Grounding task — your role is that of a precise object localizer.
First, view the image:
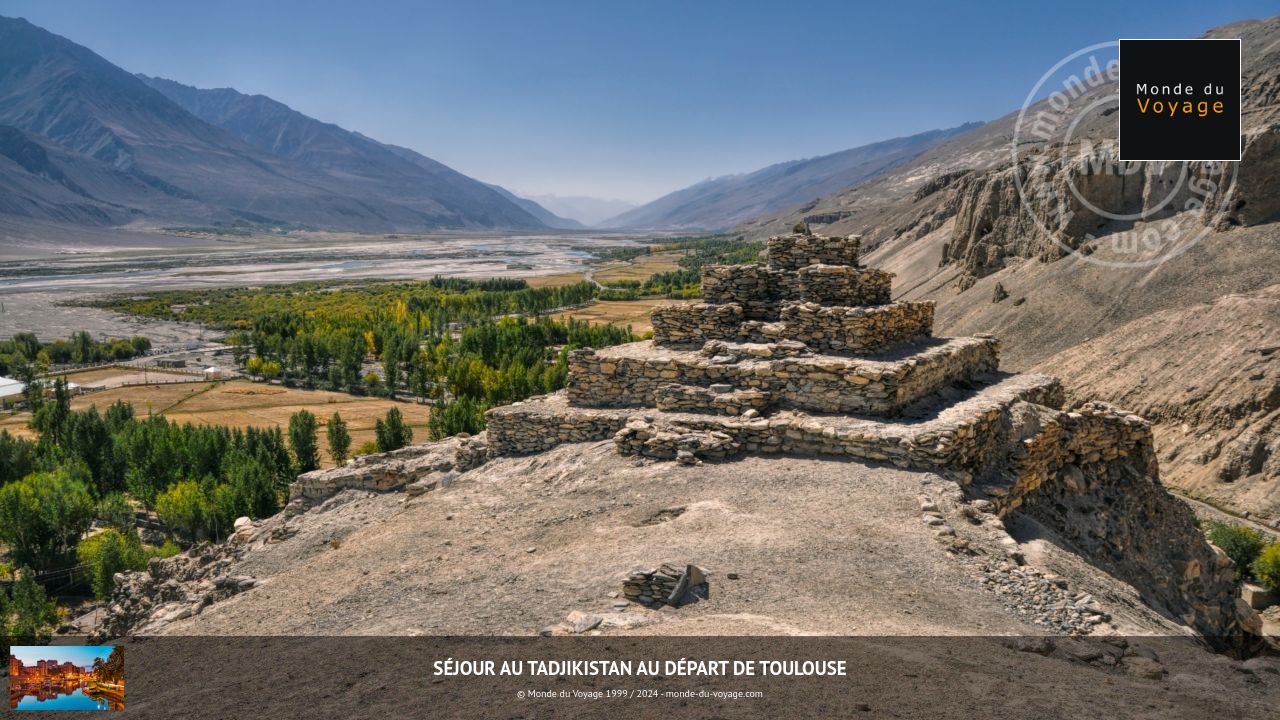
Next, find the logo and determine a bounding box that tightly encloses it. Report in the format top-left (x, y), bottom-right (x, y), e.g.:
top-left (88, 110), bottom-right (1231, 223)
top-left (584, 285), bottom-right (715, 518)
top-left (1012, 41), bottom-right (1239, 269)
top-left (1119, 39), bottom-right (1241, 161)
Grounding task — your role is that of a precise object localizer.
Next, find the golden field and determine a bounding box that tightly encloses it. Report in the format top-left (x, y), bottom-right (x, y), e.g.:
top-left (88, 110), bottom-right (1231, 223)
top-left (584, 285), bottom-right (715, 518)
top-left (0, 380), bottom-right (430, 467)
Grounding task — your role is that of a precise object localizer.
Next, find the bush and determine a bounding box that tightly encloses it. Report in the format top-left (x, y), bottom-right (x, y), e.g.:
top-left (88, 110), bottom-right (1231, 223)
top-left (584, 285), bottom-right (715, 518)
top-left (1253, 544), bottom-right (1280, 593)
top-left (77, 529), bottom-right (148, 600)
top-left (4, 571), bottom-right (59, 639)
top-left (96, 492), bottom-right (135, 532)
top-left (354, 440), bottom-right (379, 457)
top-left (428, 396), bottom-right (486, 440)
top-left (155, 480), bottom-right (210, 540)
top-left (1207, 521), bottom-right (1266, 580)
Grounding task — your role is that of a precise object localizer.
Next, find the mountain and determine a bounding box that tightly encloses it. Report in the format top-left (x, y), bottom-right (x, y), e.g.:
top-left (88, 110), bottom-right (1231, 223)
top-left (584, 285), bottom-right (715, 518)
top-left (0, 15), bottom-right (543, 231)
top-left (738, 16), bottom-right (1280, 518)
top-left (483, 184), bottom-right (584, 229)
top-left (601, 123), bottom-right (981, 230)
top-left (527, 194), bottom-right (638, 227)
top-left (137, 74), bottom-right (544, 230)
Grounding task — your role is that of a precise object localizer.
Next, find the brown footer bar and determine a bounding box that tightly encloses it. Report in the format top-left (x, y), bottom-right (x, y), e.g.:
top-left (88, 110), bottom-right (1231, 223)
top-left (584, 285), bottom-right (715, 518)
top-left (5, 636), bottom-right (1279, 718)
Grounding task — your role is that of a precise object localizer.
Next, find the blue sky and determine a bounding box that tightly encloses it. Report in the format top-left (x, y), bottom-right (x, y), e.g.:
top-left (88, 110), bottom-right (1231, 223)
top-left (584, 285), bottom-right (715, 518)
top-left (1, 0), bottom-right (1273, 202)
top-left (11, 645), bottom-right (114, 668)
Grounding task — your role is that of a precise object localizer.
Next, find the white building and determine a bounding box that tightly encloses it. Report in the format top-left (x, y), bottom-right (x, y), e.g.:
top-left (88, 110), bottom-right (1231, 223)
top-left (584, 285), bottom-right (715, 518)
top-left (0, 376), bottom-right (25, 408)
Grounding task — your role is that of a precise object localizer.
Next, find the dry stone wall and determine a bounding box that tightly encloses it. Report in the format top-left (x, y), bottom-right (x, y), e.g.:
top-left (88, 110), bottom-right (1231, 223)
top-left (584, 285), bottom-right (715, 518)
top-left (650, 302), bottom-right (744, 346)
top-left (567, 337), bottom-right (999, 416)
top-left (768, 233), bottom-right (861, 270)
top-left (778, 301), bottom-right (934, 355)
top-left (984, 401), bottom-right (1256, 643)
top-left (486, 395), bottom-right (632, 454)
top-left (700, 265), bottom-right (793, 320)
top-left (654, 383), bottom-right (773, 415)
top-left (797, 264), bottom-right (892, 306)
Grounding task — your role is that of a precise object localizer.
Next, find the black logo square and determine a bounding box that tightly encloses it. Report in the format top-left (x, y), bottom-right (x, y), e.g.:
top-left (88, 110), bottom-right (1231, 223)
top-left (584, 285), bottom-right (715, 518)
top-left (1119, 38), bottom-right (1240, 161)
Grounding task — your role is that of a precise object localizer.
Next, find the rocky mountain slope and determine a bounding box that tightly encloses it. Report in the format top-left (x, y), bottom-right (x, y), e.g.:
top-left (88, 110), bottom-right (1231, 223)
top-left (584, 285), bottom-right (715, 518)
top-left (735, 15), bottom-right (1280, 517)
top-left (602, 123), bottom-right (981, 230)
top-left (0, 15), bottom-right (544, 231)
top-left (137, 74), bottom-right (549, 231)
top-left (1034, 286), bottom-right (1280, 518)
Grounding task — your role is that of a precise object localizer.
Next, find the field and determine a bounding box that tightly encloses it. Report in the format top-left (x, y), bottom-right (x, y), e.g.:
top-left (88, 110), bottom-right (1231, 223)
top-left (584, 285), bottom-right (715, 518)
top-left (591, 249), bottom-right (684, 284)
top-left (552, 298), bottom-right (675, 334)
top-left (0, 379), bottom-right (430, 467)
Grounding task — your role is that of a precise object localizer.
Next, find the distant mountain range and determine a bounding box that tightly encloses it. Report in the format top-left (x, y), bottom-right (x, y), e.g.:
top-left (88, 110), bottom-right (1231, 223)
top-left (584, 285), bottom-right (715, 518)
top-left (526, 195), bottom-right (639, 228)
top-left (0, 15), bottom-right (551, 232)
top-left (600, 123), bottom-right (982, 230)
top-left (0, 13), bottom-right (980, 236)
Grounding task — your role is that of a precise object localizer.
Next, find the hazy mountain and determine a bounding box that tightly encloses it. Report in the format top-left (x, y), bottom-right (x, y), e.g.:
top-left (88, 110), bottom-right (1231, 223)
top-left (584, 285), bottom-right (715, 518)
top-left (601, 123), bottom-right (981, 230)
top-left (527, 195), bottom-right (638, 227)
top-left (138, 74), bottom-right (544, 230)
top-left (482, 184), bottom-right (584, 229)
top-left (0, 15), bottom-right (544, 231)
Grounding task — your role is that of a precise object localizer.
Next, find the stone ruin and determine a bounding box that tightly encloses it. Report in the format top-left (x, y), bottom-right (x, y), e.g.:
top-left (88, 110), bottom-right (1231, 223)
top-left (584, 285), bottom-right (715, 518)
top-left (273, 226), bottom-right (1256, 645)
top-left (483, 227), bottom-right (1029, 471)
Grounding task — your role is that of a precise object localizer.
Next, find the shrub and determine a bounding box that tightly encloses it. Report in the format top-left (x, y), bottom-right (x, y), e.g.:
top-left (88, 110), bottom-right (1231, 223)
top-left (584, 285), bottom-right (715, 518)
top-left (427, 396), bottom-right (486, 440)
top-left (96, 492), bottom-right (135, 532)
top-left (5, 570), bottom-right (59, 639)
top-left (77, 529), bottom-right (148, 600)
top-left (1253, 544), bottom-right (1280, 593)
top-left (354, 440), bottom-right (379, 457)
top-left (1207, 521), bottom-right (1266, 580)
top-left (155, 480), bottom-right (210, 540)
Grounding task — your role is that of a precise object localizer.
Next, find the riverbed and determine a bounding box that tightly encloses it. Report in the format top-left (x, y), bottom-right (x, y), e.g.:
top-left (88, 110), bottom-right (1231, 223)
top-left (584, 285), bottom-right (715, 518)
top-left (0, 231), bottom-right (640, 349)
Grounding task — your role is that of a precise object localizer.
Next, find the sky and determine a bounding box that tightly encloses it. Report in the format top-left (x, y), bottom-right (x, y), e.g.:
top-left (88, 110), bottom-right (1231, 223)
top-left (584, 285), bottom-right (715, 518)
top-left (0, 0), bottom-right (1274, 203)
top-left (11, 645), bottom-right (114, 668)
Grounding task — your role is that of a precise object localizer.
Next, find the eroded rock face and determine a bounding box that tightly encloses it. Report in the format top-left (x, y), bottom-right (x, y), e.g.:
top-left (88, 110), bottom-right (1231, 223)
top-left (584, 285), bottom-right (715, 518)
top-left (942, 142), bottom-right (1276, 289)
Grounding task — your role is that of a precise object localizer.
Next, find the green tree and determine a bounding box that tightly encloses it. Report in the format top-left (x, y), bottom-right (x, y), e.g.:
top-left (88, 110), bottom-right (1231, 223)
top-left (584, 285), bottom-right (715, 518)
top-left (7, 570), bottom-right (59, 639)
top-left (155, 480), bottom-right (210, 541)
top-left (0, 469), bottom-right (96, 571)
top-left (327, 411), bottom-right (351, 466)
top-left (427, 396), bottom-right (486, 440)
top-left (96, 492), bottom-right (135, 532)
top-left (288, 410), bottom-right (320, 473)
top-left (375, 406), bottom-right (413, 452)
top-left (77, 528), bottom-right (147, 600)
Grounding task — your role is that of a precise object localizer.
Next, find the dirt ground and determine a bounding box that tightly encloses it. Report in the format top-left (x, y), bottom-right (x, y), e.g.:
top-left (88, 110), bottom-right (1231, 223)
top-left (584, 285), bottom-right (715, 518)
top-left (161, 441), bottom-right (1183, 638)
top-left (0, 380), bottom-right (430, 466)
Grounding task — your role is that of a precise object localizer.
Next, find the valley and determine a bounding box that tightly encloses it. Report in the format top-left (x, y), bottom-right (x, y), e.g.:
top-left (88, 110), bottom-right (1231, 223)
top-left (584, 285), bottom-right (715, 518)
top-left (1, 7), bottom-right (1279, 715)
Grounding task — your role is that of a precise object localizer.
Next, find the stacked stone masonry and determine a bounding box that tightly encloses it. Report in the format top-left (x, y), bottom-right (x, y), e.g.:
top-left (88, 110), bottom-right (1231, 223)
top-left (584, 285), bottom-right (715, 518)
top-left (566, 336), bottom-right (998, 416)
top-left (797, 264), bottom-right (892, 306)
top-left (768, 232), bottom-right (861, 270)
top-left (655, 230), bottom-right (911, 353)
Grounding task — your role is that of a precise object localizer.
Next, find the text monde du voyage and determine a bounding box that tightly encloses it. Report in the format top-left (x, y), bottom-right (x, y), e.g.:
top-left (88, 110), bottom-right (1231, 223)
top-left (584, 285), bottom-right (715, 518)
top-left (1133, 82), bottom-right (1229, 118)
